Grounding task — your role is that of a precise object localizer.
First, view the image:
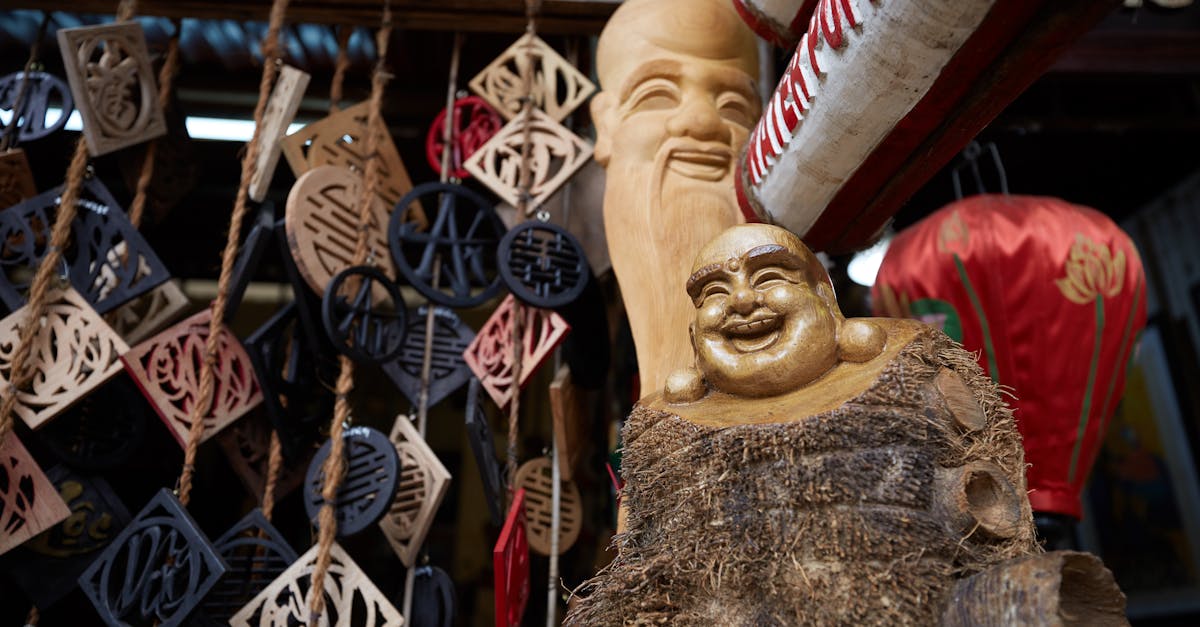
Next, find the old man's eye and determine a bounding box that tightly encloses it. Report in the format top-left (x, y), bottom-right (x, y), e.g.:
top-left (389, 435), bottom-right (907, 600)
top-left (717, 92), bottom-right (754, 128)
top-left (700, 284), bottom-right (730, 303)
top-left (752, 270), bottom-right (793, 289)
top-left (629, 80), bottom-right (679, 113)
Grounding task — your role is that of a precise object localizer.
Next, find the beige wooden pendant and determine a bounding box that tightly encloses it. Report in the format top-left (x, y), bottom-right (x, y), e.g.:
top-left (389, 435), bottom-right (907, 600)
top-left (549, 364), bottom-right (587, 482)
top-left (468, 33), bottom-right (596, 123)
top-left (103, 278), bottom-right (190, 346)
top-left (0, 434), bottom-right (72, 556)
top-left (121, 309), bottom-right (262, 447)
top-left (249, 65), bottom-right (311, 202)
top-left (284, 165), bottom-right (396, 299)
top-left (514, 457), bottom-right (581, 556)
top-left (379, 415), bottom-right (451, 568)
top-left (0, 148), bottom-right (37, 209)
top-left (464, 107), bottom-right (592, 216)
top-left (57, 21), bottom-right (167, 156)
top-left (0, 287), bottom-right (130, 429)
top-left (230, 541), bottom-right (403, 626)
top-left (462, 295), bottom-right (570, 409)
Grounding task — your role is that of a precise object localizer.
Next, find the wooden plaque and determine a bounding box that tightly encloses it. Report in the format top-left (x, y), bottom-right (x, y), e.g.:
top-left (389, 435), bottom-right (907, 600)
top-left (0, 434), bottom-right (71, 557)
top-left (303, 425), bottom-right (401, 538)
top-left (121, 309), bottom-right (263, 447)
top-left (230, 541), bottom-right (403, 627)
top-left (250, 65), bottom-right (311, 202)
top-left (514, 457), bottom-right (582, 556)
top-left (464, 108), bottom-right (592, 216)
top-left (381, 305), bottom-right (475, 408)
top-left (379, 415), bottom-right (451, 568)
top-left (196, 509), bottom-right (298, 624)
top-left (0, 148), bottom-right (37, 209)
top-left (103, 278), bottom-right (190, 346)
top-left (468, 33), bottom-right (596, 123)
top-left (57, 21), bottom-right (167, 156)
top-left (549, 364), bottom-right (587, 481)
top-left (217, 412), bottom-right (308, 504)
top-left (493, 488), bottom-right (529, 627)
top-left (463, 295), bottom-right (570, 409)
top-left (0, 287), bottom-right (130, 430)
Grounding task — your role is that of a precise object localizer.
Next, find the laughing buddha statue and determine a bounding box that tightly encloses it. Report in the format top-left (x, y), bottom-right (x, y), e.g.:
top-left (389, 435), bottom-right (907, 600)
top-left (567, 224), bottom-right (1127, 626)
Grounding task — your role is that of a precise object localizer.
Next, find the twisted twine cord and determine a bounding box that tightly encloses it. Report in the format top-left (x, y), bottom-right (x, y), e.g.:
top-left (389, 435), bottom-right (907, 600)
top-left (175, 0), bottom-right (290, 508)
top-left (128, 18), bottom-right (182, 229)
top-left (329, 25), bottom-right (352, 113)
top-left (307, 4), bottom-right (391, 622)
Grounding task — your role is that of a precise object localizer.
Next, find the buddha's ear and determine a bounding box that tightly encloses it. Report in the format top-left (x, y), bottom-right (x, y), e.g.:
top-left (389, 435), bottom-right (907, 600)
top-left (591, 91), bottom-right (617, 167)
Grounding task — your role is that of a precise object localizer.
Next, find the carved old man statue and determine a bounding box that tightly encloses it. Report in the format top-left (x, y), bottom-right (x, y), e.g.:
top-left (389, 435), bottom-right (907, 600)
top-left (567, 225), bottom-right (1128, 625)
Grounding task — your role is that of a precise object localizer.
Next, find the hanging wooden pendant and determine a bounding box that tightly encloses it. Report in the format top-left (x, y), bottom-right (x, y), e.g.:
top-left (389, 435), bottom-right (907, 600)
top-left (493, 488), bottom-right (530, 627)
top-left (409, 565), bottom-right (457, 627)
top-left (38, 375), bottom-right (148, 471)
top-left (549, 364), bottom-right (586, 482)
top-left (0, 71), bottom-right (74, 143)
top-left (193, 509), bottom-right (298, 625)
top-left (57, 21), bottom-right (167, 156)
top-left (225, 207), bottom-right (277, 321)
top-left (321, 265), bottom-right (407, 363)
top-left (514, 457), bottom-right (582, 556)
top-left (381, 305), bottom-right (475, 408)
top-left (463, 294), bottom-right (570, 409)
top-left (465, 377), bottom-right (504, 526)
top-left (424, 95), bottom-right (503, 180)
top-left (1, 465), bottom-right (131, 608)
top-left (303, 425), bottom-right (401, 538)
top-left (498, 220), bottom-right (590, 309)
top-left (249, 65), bottom-right (311, 202)
top-left (0, 435), bottom-right (71, 557)
top-left (379, 416), bottom-right (451, 568)
top-left (217, 412), bottom-right (308, 505)
top-left (230, 541), bottom-right (403, 626)
top-left (121, 309), bottom-right (263, 447)
top-left (468, 33), bottom-right (596, 123)
top-left (77, 488), bottom-right (227, 627)
top-left (0, 177), bottom-right (171, 314)
top-left (102, 279), bottom-right (190, 346)
top-left (0, 148), bottom-right (37, 209)
top-left (0, 287), bottom-right (130, 430)
top-left (464, 108), bottom-right (593, 216)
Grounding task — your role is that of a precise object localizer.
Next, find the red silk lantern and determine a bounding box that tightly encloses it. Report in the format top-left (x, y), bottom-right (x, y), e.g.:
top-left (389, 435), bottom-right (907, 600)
top-left (872, 195), bottom-right (1147, 519)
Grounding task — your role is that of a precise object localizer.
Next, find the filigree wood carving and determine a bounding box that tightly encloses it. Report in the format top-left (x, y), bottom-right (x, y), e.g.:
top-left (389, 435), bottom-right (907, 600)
top-left (121, 309), bottom-right (263, 447)
top-left (0, 148), bottom-right (37, 209)
top-left (463, 107), bottom-right (593, 216)
top-left (514, 457), bottom-right (582, 556)
top-left (57, 21), bottom-right (167, 156)
top-left (102, 278), bottom-right (190, 346)
top-left (381, 305), bottom-right (475, 408)
top-left (303, 425), bottom-right (401, 538)
top-left (424, 95), bottom-right (503, 180)
top-left (493, 488), bottom-right (530, 627)
top-left (549, 365), bottom-right (586, 481)
top-left (0, 71), bottom-right (74, 144)
top-left (468, 33), bottom-right (596, 123)
top-left (463, 294), bottom-right (570, 409)
top-left (0, 434), bottom-right (71, 556)
top-left (229, 541), bottom-right (404, 627)
top-left (217, 412), bottom-right (308, 504)
top-left (250, 65), bottom-right (310, 202)
top-left (380, 415), bottom-right (451, 568)
top-left (0, 287), bottom-right (130, 429)
top-left (197, 509), bottom-right (298, 624)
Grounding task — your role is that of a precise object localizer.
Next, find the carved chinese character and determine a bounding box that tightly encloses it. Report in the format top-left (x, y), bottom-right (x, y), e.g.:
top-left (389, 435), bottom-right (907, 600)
top-left (468, 33), bottom-right (596, 123)
top-left (379, 415), bottom-right (450, 568)
top-left (195, 509), bottom-right (298, 624)
top-left (463, 295), bottom-right (570, 409)
top-left (514, 457), bottom-right (581, 556)
top-left (0, 71), bottom-right (74, 144)
top-left (381, 305), bottom-right (475, 408)
top-left (303, 425), bottom-right (400, 538)
top-left (0, 435), bottom-right (71, 556)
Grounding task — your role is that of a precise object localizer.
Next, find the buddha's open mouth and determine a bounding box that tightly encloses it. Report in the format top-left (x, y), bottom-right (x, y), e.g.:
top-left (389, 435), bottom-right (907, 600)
top-left (723, 313), bottom-right (783, 353)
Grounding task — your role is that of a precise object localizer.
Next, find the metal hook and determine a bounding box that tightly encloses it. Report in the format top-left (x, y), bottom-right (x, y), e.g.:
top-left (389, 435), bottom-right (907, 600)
top-left (950, 140), bottom-right (1009, 199)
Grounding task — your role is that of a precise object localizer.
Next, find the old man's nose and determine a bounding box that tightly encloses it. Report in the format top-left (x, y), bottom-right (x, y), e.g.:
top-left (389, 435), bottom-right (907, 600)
top-left (730, 287), bottom-right (758, 314)
top-left (666, 97), bottom-right (730, 143)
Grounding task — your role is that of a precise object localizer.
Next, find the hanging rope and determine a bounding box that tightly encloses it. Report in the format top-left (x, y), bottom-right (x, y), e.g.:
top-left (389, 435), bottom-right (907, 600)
top-left (0, 13), bottom-right (51, 153)
top-left (329, 25), bottom-right (353, 113)
top-left (308, 4), bottom-right (392, 622)
top-left (175, 0), bottom-right (290, 507)
top-left (128, 18), bottom-right (182, 229)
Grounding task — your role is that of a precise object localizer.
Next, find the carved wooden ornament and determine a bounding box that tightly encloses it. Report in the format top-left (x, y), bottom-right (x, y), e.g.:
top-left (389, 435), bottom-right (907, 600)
top-left (514, 457), bottom-right (582, 556)
top-left (39, 375), bottom-right (148, 470)
top-left (382, 305), bottom-right (475, 408)
top-left (466, 378), bottom-right (504, 526)
top-left (0, 287), bottom-right (130, 430)
top-left (468, 33), bottom-right (596, 123)
top-left (463, 294), bottom-right (570, 409)
top-left (549, 364), bottom-right (585, 481)
top-left (498, 220), bottom-right (590, 308)
top-left (463, 107), bottom-right (593, 216)
top-left (424, 95), bottom-right (503, 180)
top-left (217, 412), bottom-right (308, 504)
top-left (379, 415), bottom-right (451, 567)
top-left (493, 488), bottom-right (530, 627)
top-left (196, 509), bottom-right (298, 624)
top-left (0, 434), bottom-right (71, 557)
top-left (230, 541), bottom-right (403, 627)
top-left (304, 425), bottom-right (401, 538)
top-left (321, 265), bottom-right (407, 363)
top-left (0, 148), bottom-right (37, 209)
top-left (102, 278), bottom-right (190, 346)
top-left (121, 309), bottom-right (263, 447)
top-left (0, 71), bottom-right (74, 144)
top-left (77, 488), bottom-right (227, 627)
top-left (250, 65), bottom-right (311, 202)
top-left (409, 565), bottom-right (457, 627)
top-left (57, 21), bottom-right (167, 156)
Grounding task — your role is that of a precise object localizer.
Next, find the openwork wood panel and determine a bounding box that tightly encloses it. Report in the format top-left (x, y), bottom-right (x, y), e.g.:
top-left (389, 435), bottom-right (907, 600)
top-left (250, 65), bottom-right (310, 202)
top-left (380, 415), bottom-right (451, 567)
top-left (303, 425), bottom-right (401, 538)
top-left (56, 21), bottom-right (167, 156)
top-left (196, 509), bottom-right (298, 624)
top-left (102, 278), bottom-right (190, 346)
top-left (464, 107), bottom-right (592, 215)
top-left (514, 457), bottom-right (581, 556)
top-left (230, 542), bottom-right (403, 627)
top-left (0, 148), bottom-right (37, 209)
top-left (381, 305), bottom-right (475, 408)
top-left (121, 309), bottom-right (262, 447)
top-left (0, 71), bottom-right (73, 144)
top-left (463, 294), bottom-right (570, 409)
top-left (468, 33), bottom-right (595, 123)
top-left (218, 412), bottom-right (308, 504)
top-left (0, 434), bottom-right (71, 556)
top-left (493, 488), bottom-right (529, 627)
top-left (0, 287), bottom-right (129, 429)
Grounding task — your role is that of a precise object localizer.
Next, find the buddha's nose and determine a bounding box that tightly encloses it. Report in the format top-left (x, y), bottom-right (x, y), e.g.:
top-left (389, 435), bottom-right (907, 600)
top-left (666, 97), bottom-right (729, 144)
top-left (730, 287), bottom-right (757, 314)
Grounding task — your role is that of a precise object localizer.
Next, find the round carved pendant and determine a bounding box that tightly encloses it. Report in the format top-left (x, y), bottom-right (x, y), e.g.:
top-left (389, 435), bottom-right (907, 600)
top-left (321, 265), bottom-right (407, 363)
top-left (304, 425), bottom-right (401, 537)
top-left (514, 457), bottom-right (582, 556)
top-left (0, 71), bottom-right (74, 143)
top-left (410, 565), bottom-right (457, 627)
top-left (424, 96), bottom-right (503, 180)
top-left (498, 221), bottom-right (589, 309)
top-left (389, 182), bottom-right (506, 308)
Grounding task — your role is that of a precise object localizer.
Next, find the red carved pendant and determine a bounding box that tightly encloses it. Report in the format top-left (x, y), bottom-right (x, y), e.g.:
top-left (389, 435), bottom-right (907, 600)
top-left (493, 488), bottom-right (529, 627)
top-left (0, 434), bottom-right (71, 556)
top-left (462, 295), bottom-right (570, 409)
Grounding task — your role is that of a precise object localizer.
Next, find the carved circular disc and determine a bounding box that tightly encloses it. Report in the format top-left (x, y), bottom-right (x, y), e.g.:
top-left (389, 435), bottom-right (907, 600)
top-left (39, 376), bottom-right (148, 471)
top-left (0, 71), bottom-right (74, 143)
top-left (389, 182), bottom-right (506, 308)
top-left (410, 565), bottom-right (457, 627)
top-left (321, 265), bottom-right (407, 363)
top-left (304, 425), bottom-right (401, 537)
top-left (514, 457), bottom-right (582, 556)
top-left (285, 165), bottom-right (396, 300)
top-left (498, 221), bottom-right (589, 308)
top-left (424, 96), bottom-right (503, 180)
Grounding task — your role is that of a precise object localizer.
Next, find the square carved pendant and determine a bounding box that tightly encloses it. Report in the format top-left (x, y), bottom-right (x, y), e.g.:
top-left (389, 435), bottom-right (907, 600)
top-left (463, 295), bottom-right (570, 409)
top-left (0, 434), bottom-right (71, 557)
top-left (249, 65), bottom-right (310, 202)
top-left (469, 33), bottom-right (595, 123)
top-left (379, 415), bottom-right (451, 568)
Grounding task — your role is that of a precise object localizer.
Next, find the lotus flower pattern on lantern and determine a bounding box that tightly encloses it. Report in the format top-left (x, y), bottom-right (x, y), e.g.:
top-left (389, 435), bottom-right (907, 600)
top-left (1055, 234), bottom-right (1126, 305)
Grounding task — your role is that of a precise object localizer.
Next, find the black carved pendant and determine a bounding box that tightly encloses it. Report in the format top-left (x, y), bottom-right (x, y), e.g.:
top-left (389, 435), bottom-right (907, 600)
top-left (321, 265), bottom-right (407, 363)
top-left (389, 182), bottom-right (506, 308)
top-left (0, 465), bottom-right (131, 608)
top-left (0, 177), bottom-right (170, 314)
top-left (78, 488), bottom-right (227, 627)
top-left (466, 378), bottom-right (504, 526)
top-left (498, 221), bottom-right (590, 309)
top-left (410, 565), bottom-right (457, 627)
top-left (273, 218), bottom-right (336, 358)
top-left (382, 305), bottom-right (475, 409)
top-left (39, 375), bottom-right (148, 471)
top-left (304, 425), bottom-right (401, 537)
top-left (0, 71), bottom-right (74, 143)
top-left (192, 509), bottom-right (297, 625)
top-left (225, 206), bottom-right (276, 321)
